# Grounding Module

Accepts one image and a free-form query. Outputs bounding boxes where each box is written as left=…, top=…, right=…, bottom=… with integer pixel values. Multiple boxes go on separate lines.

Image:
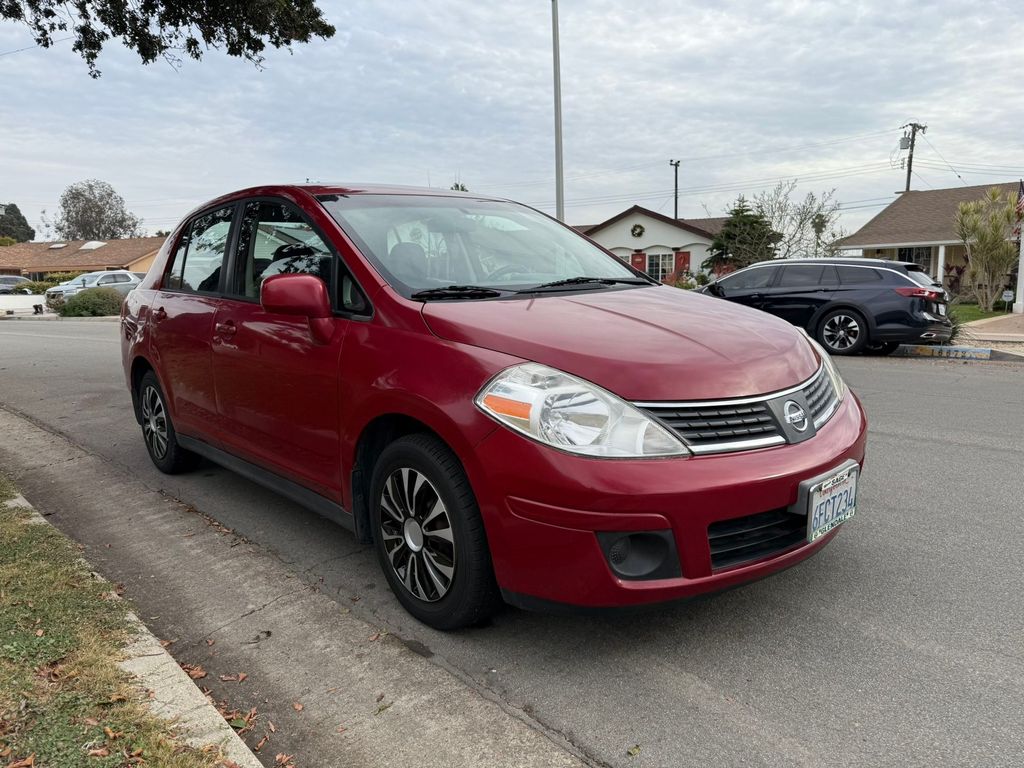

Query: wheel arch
left=811, top=301, right=877, bottom=337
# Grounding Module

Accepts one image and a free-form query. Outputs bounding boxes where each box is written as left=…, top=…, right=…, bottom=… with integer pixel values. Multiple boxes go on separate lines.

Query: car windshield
left=317, top=194, right=640, bottom=296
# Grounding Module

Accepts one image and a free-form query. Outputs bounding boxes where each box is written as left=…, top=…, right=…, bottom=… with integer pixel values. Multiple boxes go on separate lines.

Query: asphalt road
left=1, top=319, right=1022, bottom=768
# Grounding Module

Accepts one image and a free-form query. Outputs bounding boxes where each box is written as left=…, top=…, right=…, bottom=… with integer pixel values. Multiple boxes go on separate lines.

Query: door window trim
left=222, top=195, right=373, bottom=320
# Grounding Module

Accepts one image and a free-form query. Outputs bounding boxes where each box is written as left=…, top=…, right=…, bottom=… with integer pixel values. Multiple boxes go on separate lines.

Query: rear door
left=211, top=198, right=362, bottom=498
left=766, top=264, right=839, bottom=328
left=148, top=206, right=235, bottom=439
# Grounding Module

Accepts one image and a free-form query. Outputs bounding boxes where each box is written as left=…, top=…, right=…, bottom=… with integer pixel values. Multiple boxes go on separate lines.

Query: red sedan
left=121, top=184, right=867, bottom=629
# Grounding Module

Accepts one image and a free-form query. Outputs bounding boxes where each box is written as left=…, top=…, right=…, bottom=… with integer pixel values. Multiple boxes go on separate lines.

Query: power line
left=0, top=36, right=73, bottom=57
left=920, top=135, right=967, bottom=185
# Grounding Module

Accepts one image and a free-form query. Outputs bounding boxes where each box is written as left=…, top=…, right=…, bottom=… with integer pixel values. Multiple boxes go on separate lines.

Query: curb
left=892, top=344, right=1024, bottom=362
left=0, top=493, right=263, bottom=768
left=0, top=314, right=119, bottom=322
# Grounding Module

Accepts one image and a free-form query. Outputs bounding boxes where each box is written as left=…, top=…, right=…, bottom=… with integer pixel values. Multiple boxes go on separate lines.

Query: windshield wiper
left=410, top=285, right=504, bottom=300
left=528, top=276, right=653, bottom=290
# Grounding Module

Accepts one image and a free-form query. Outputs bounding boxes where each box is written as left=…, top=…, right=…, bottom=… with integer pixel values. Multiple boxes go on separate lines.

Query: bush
left=695, top=272, right=710, bottom=286
left=0, top=236, right=16, bottom=247
left=44, top=271, right=84, bottom=283
left=19, top=280, right=58, bottom=295
left=59, top=287, right=124, bottom=317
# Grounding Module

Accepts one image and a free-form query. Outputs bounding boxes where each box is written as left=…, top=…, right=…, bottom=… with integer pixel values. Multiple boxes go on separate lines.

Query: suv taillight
left=894, top=286, right=943, bottom=300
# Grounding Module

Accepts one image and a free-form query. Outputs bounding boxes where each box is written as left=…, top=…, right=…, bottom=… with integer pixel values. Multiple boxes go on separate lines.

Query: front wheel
left=817, top=309, right=868, bottom=356
left=370, top=434, right=501, bottom=630
left=137, top=371, right=199, bottom=474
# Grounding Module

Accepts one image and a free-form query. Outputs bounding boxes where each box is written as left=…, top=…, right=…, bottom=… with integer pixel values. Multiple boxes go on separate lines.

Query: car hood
left=421, top=285, right=820, bottom=401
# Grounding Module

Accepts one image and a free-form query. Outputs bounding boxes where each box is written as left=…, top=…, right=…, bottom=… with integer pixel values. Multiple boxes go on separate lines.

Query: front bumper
left=471, top=391, right=868, bottom=609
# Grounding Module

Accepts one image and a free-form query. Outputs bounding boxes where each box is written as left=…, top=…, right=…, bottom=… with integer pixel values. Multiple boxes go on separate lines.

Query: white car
left=45, top=270, right=142, bottom=301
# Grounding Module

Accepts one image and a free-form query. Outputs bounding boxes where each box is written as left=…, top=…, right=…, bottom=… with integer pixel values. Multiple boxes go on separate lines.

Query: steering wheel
left=487, top=263, right=531, bottom=281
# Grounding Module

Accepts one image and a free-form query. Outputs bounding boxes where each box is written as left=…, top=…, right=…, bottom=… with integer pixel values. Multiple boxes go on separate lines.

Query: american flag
left=1015, top=179, right=1024, bottom=238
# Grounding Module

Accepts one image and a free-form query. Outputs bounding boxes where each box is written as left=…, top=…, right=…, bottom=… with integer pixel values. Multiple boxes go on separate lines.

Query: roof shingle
left=835, top=182, right=1018, bottom=248
left=0, top=236, right=166, bottom=273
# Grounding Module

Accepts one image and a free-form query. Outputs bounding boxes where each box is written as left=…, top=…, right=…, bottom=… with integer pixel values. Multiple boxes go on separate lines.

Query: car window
left=777, top=264, right=839, bottom=287
left=905, top=267, right=941, bottom=287
left=112, top=273, right=130, bottom=283
left=166, top=207, right=234, bottom=294
left=720, top=266, right=776, bottom=290
left=837, top=266, right=884, bottom=284
left=97, top=274, right=118, bottom=285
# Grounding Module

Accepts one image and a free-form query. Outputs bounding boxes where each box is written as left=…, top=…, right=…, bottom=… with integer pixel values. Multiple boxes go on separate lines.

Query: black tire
left=863, top=341, right=900, bottom=356
left=817, top=308, right=869, bottom=356
left=370, top=433, right=501, bottom=630
left=137, top=371, right=199, bottom=474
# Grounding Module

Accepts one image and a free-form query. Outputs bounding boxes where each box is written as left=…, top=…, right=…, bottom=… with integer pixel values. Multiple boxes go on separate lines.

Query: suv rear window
left=837, top=266, right=884, bottom=284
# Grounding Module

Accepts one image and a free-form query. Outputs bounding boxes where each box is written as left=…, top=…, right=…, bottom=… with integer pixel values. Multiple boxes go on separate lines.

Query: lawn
left=949, top=302, right=1011, bottom=323
left=0, top=475, right=228, bottom=768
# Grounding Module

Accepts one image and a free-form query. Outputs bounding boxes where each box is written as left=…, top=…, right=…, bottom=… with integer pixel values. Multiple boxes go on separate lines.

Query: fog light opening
left=596, top=530, right=682, bottom=581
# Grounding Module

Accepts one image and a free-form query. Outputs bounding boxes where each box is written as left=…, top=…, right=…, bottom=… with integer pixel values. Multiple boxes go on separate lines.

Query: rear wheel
left=370, top=433, right=501, bottom=630
left=137, top=371, right=199, bottom=474
left=817, top=309, right=868, bottom=356
left=863, top=341, right=900, bottom=356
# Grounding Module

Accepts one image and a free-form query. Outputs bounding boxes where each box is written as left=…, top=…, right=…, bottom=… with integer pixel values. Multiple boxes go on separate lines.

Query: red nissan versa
left=121, top=185, right=867, bottom=629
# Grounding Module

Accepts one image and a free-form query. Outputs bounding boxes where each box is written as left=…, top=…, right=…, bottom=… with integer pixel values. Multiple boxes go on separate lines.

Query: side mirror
left=708, top=281, right=724, bottom=297
left=260, top=273, right=334, bottom=344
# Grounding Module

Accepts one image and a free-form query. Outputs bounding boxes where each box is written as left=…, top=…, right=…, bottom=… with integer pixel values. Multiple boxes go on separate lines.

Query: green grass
left=0, top=476, right=227, bottom=768
left=949, top=303, right=1009, bottom=324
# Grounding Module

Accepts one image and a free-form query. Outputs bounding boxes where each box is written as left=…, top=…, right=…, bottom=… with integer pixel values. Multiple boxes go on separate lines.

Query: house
left=834, top=182, right=1018, bottom=293
left=0, top=236, right=167, bottom=279
left=578, top=206, right=722, bottom=283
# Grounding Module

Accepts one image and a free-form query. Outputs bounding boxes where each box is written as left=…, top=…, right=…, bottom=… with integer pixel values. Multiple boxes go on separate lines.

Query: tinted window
left=720, top=266, right=776, bottom=290
left=837, top=266, right=884, bottom=284
left=166, top=207, right=234, bottom=294
left=777, top=264, right=839, bottom=287
left=97, top=274, right=118, bottom=285
left=906, top=268, right=941, bottom=288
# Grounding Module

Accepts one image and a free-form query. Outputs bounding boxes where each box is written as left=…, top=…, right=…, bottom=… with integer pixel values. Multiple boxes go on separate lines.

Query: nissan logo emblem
left=783, top=400, right=809, bottom=432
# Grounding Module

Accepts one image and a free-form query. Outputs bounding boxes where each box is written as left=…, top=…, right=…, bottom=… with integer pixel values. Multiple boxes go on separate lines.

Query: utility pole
left=551, top=0, right=565, bottom=221
left=902, top=122, right=926, bottom=192
left=669, top=160, right=681, bottom=219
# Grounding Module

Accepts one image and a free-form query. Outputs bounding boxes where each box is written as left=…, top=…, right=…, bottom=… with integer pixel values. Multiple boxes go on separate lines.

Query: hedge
left=59, top=287, right=124, bottom=317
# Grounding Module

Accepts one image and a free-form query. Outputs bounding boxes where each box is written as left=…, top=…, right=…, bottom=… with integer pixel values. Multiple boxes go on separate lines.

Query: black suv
left=703, top=258, right=951, bottom=355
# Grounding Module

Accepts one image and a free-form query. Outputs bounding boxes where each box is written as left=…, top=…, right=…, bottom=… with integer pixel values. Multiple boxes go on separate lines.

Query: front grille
left=636, top=365, right=839, bottom=455
left=707, top=508, right=806, bottom=570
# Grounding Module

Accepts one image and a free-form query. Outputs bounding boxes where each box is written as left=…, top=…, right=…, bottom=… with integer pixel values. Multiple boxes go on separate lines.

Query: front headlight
left=475, top=363, right=689, bottom=458
left=800, top=330, right=847, bottom=401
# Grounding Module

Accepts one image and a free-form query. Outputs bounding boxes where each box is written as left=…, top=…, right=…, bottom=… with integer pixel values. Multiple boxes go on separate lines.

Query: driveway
left=0, top=320, right=1021, bottom=767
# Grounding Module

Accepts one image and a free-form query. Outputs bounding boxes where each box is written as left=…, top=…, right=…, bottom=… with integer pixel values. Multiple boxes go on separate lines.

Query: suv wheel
left=818, top=309, right=868, bottom=355
left=370, top=434, right=501, bottom=630
left=137, top=371, right=199, bottom=474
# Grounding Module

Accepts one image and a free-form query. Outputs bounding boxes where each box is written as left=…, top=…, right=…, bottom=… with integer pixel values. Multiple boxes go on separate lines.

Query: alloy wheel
left=822, top=314, right=861, bottom=351
left=141, top=385, right=169, bottom=460
left=379, top=468, right=456, bottom=602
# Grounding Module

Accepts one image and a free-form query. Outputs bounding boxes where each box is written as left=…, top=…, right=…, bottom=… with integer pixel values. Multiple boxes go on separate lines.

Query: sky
left=2, top=0, right=1024, bottom=240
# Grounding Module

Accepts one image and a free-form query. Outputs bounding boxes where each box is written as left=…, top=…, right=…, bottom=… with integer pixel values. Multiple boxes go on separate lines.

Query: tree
left=955, top=187, right=1019, bottom=311
left=0, top=203, right=35, bottom=242
left=52, top=180, right=143, bottom=241
left=703, top=197, right=782, bottom=272
left=2, top=1, right=335, bottom=78
left=0, top=236, right=16, bottom=247
left=752, top=180, right=846, bottom=259
left=450, top=182, right=469, bottom=192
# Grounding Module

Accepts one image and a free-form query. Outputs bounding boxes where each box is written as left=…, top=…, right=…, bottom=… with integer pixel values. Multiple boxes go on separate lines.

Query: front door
left=211, top=199, right=351, bottom=499
left=149, top=206, right=235, bottom=438
left=766, top=264, right=839, bottom=328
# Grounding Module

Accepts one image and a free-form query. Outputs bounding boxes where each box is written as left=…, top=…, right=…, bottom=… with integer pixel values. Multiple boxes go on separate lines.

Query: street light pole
left=551, top=0, right=565, bottom=222
left=669, top=160, right=680, bottom=219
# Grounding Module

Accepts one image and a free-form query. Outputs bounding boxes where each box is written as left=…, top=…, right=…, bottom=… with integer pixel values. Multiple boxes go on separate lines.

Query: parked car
left=46, top=270, right=142, bottom=302
left=701, top=258, right=951, bottom=355
left=0, top=275, right=31, bottom=294
left=122, top=185, right=867, bottom=629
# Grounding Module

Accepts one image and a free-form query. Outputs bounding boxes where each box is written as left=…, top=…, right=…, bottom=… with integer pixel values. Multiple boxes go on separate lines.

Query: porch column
left=1014, top=236, right=1024, bottom=313
left=936, top=244, right=946, bottom=285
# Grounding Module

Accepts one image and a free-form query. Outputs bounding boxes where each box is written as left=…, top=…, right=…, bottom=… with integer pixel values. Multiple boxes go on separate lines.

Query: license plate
left=807, top=466, right=858, bottom=542
left=937, top=304, right=947, bottom=316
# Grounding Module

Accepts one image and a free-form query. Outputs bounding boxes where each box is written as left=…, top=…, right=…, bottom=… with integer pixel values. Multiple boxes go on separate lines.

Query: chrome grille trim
left=636, top=364, right=840, bottom=455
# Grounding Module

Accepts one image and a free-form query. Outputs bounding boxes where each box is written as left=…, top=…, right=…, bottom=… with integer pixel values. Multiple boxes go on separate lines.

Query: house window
left=897, top=247, right=932, bottom=272
left=646, top=252, right=674, bottom=282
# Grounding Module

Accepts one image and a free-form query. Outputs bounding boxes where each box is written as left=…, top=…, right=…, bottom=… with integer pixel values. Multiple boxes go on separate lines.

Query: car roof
left=741, top=257, right=916, bottom=270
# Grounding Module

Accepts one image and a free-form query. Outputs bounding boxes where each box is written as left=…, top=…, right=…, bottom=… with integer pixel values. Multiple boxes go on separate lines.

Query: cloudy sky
left=2, top=0, right=1023, bottom=239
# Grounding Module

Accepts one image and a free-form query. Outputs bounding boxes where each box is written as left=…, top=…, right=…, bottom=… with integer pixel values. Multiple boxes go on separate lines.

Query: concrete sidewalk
left=0, top=405, right=588, bottom=768
left=964, top=312, right=1024, bottom=342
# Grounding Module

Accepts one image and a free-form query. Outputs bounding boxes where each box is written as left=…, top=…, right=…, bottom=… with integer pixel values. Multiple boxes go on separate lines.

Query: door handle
left=215, top=321, right=236, bottom=336
left=152, top=307, right=167, bottom=322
